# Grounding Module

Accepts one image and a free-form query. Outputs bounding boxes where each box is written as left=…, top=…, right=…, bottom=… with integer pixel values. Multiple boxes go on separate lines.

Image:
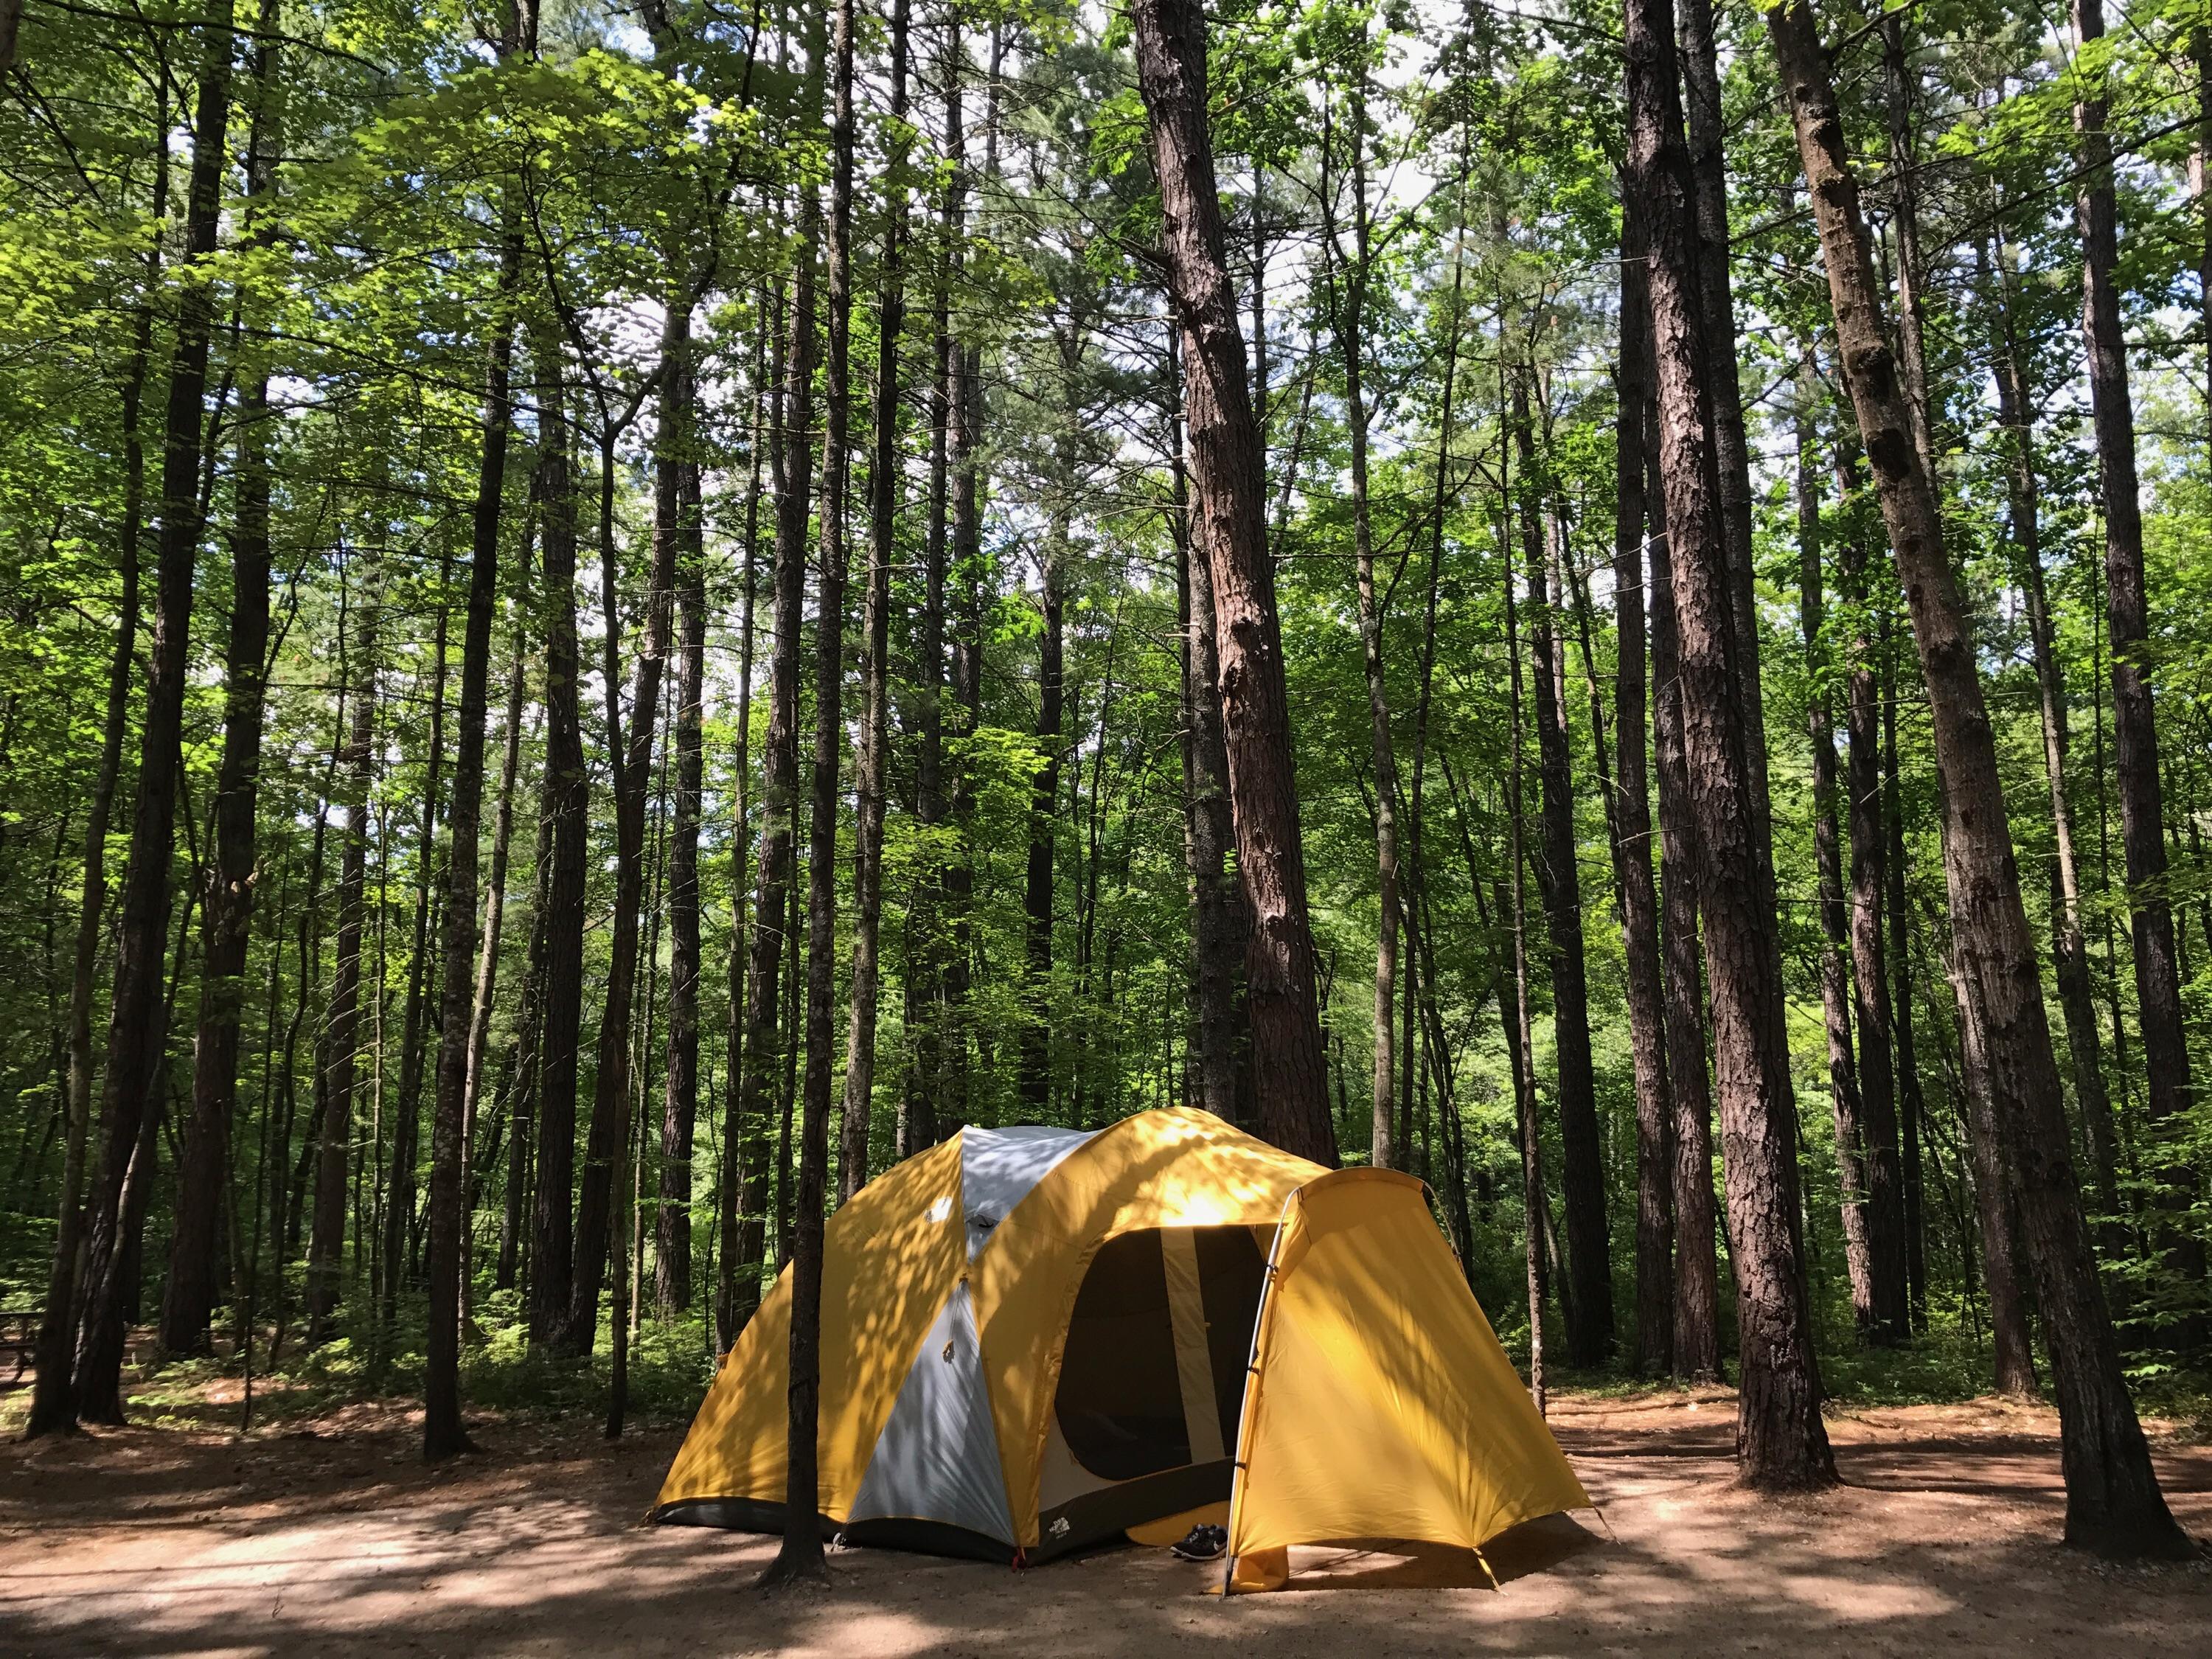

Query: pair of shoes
left=1169, top=1524, right=1228, bottom=1562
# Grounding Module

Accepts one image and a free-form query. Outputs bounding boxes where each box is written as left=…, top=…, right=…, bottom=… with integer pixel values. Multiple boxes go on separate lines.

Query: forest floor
left=0, top=1381, right=2207, bottom=1658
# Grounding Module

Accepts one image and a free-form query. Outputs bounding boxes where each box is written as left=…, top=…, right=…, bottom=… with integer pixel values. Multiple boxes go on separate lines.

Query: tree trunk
left=2073, top=0, right=2205, bottom=1305
left=1131, top=0, right=1336, bottom=1166
left=1833, top=447, right=1910, bottom=1345
left=381, top=575, right=451, bottom=1329
left=74, top=0, right=237, bottom=1425
left=1797, top=392, right=1888, bottom=1344
left=1632, top=0, right=1832, bottom=1486
left=1882, top=636, right=1930, bottom=1327
left=764, top=0, right=844, bottom=1577
left=1498, top=550, right=1549, bottom=1412
left=715, top=320, right=768, bottom=1352
left=1511, top=375, right=1611, bottom=1366
left=1648, top=414, right=1722, bottom=1384
left=163, top=13, right=283, bottom=1357
left=1020, top=309, right=1079, bottom=1120
left=656, top=352, right=706, bottom=1305
left=26, top=174, right=161, bottom=1430
left=423, top=83, right=525, bottom=1450
left=1327, top=60, right=1404, bottom=1172
left=1767, top=0, right=2186, bottom=1555
left=528, top=321, right=588, bottom=1349
left=733, top=184, right=821, bottom=1332
left=1170, top=336, right=1244, bottom=1125
left=1987, top=238, right=2120, bottom=1256
left=837, top=0, right=911, bottom=1204
left=1613, top=209, right=1674, bottom=1378
left=1676, top=0, right=1775, bottom=908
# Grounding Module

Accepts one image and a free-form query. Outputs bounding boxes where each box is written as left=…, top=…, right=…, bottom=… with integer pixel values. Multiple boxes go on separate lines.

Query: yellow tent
left=654, top=1107, right=1590, bottom=1588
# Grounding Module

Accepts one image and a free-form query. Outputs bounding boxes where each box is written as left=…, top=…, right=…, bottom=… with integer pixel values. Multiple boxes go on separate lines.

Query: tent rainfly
left=653, top=1107, right=1591, bottom=1590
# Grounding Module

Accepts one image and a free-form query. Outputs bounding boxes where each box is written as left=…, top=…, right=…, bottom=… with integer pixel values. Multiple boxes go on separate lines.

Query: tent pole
left=1220, top=1184, right=1303, bottom=1598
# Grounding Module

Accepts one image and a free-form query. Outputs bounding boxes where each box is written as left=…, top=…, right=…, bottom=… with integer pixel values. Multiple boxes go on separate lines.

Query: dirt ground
left=0, top=1387, right=2205, bottom=1658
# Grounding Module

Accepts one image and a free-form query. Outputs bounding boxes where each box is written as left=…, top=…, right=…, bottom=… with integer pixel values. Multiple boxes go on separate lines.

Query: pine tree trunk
left=837, top=0, right=910, bottom=1204
left=528, top=324, right=588, bottom=1349
left=564, top=299, right=690, bottom=1357
left=1169, top=337, right=1244, bottom=1125
left=1797, top=395, right=1885, bottom=1343
left=1833, top=449, right=1910, bottom=1343
left=74, top=0, right=237, bottom=1425
left=2073, top=0, right=2205, bottom=1304
left=1882, top=640, right=1930, bottom=1326
left=26, top=199, right=159, bottom=1432
left=765, top=0, right=845, bottom=1576
left=382, top=579, right=451, bottom=1329
left=656, top=354, right=706, bottom=1304
left=1328, top=61, right=1404, bottom=1172
left=1613, top=211, right=1674, bottom=1378
left=1512, top=375, right=1611, bottom=1366
left=1987, top=244, right=2120, bottom=1254
left=1019, top=309, right=1078, bottom=1120
left=903, top=24, right=961, bottom=1158
left=714, top=324, right=768, bottom=1352
left=163, top=15, right=283, bottom=1357
left=307, top=571, right=379, bottom=1346
left=1498, top=557, right=1548, bottom=1413
left=1647, top=422, right=1722, bottom=1384
left=733, top=189, right=821, bottom=1331
left=1632, top=0, right=1832, bottom=1486
left=1130, top=0, right=1336, bottom=1165
left=1767, top=0, right=2186, bottom=1555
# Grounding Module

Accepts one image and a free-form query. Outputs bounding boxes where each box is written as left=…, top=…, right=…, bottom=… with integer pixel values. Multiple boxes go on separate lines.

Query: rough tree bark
left=2073, top=0, right=2204, bottom=1302
left=1647, top=415, right=1722, bottom=1385
left=762, top=0, right=844, bottom=1582
left=1130, top=0, right=1336, bottom=1165
left=1632, top=0, right=1832, bottom=1487
left=162, top=10, right=283, bottom=1357
left=1513, top=375, right=1612, bottom=1366
left=528, top=319, right=588, bottom=1349
left=1766, top=0, right=2186, bottom=1555
left=74, top=0, right=237, bottom=1425
left=838, top=0, right=911, bottom=1204
left=1832, top=445, right=1910, bottom=1345
left=1614, top=206, right=1674, bottom=1379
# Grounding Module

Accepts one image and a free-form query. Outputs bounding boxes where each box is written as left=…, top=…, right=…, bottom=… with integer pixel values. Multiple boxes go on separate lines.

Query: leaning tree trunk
left=1766, top=0, right=2187, bottom=1557
left=74, top=0, right=237, bottom=1425
left=1130, top=0, right=1336, bottom=1166
left=1631, top=0, right=1833, bottom=1488
left=1613, top=206, right=1674, bottom=1379
left=2073, top=0, right=2205, bottom=1303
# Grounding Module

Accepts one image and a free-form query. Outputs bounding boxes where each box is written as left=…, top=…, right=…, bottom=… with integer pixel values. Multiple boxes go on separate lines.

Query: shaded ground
left=0, top=1387, right=2205, bottom=1657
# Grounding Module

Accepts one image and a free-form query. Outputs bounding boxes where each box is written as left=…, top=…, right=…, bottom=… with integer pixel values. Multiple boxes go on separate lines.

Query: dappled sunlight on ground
left=0, top=1389, right=2205, bottom=1656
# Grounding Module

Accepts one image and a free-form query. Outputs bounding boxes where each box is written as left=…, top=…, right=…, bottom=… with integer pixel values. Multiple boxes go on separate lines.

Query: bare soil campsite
left=2, top=1387, right=2206, bottom=1658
